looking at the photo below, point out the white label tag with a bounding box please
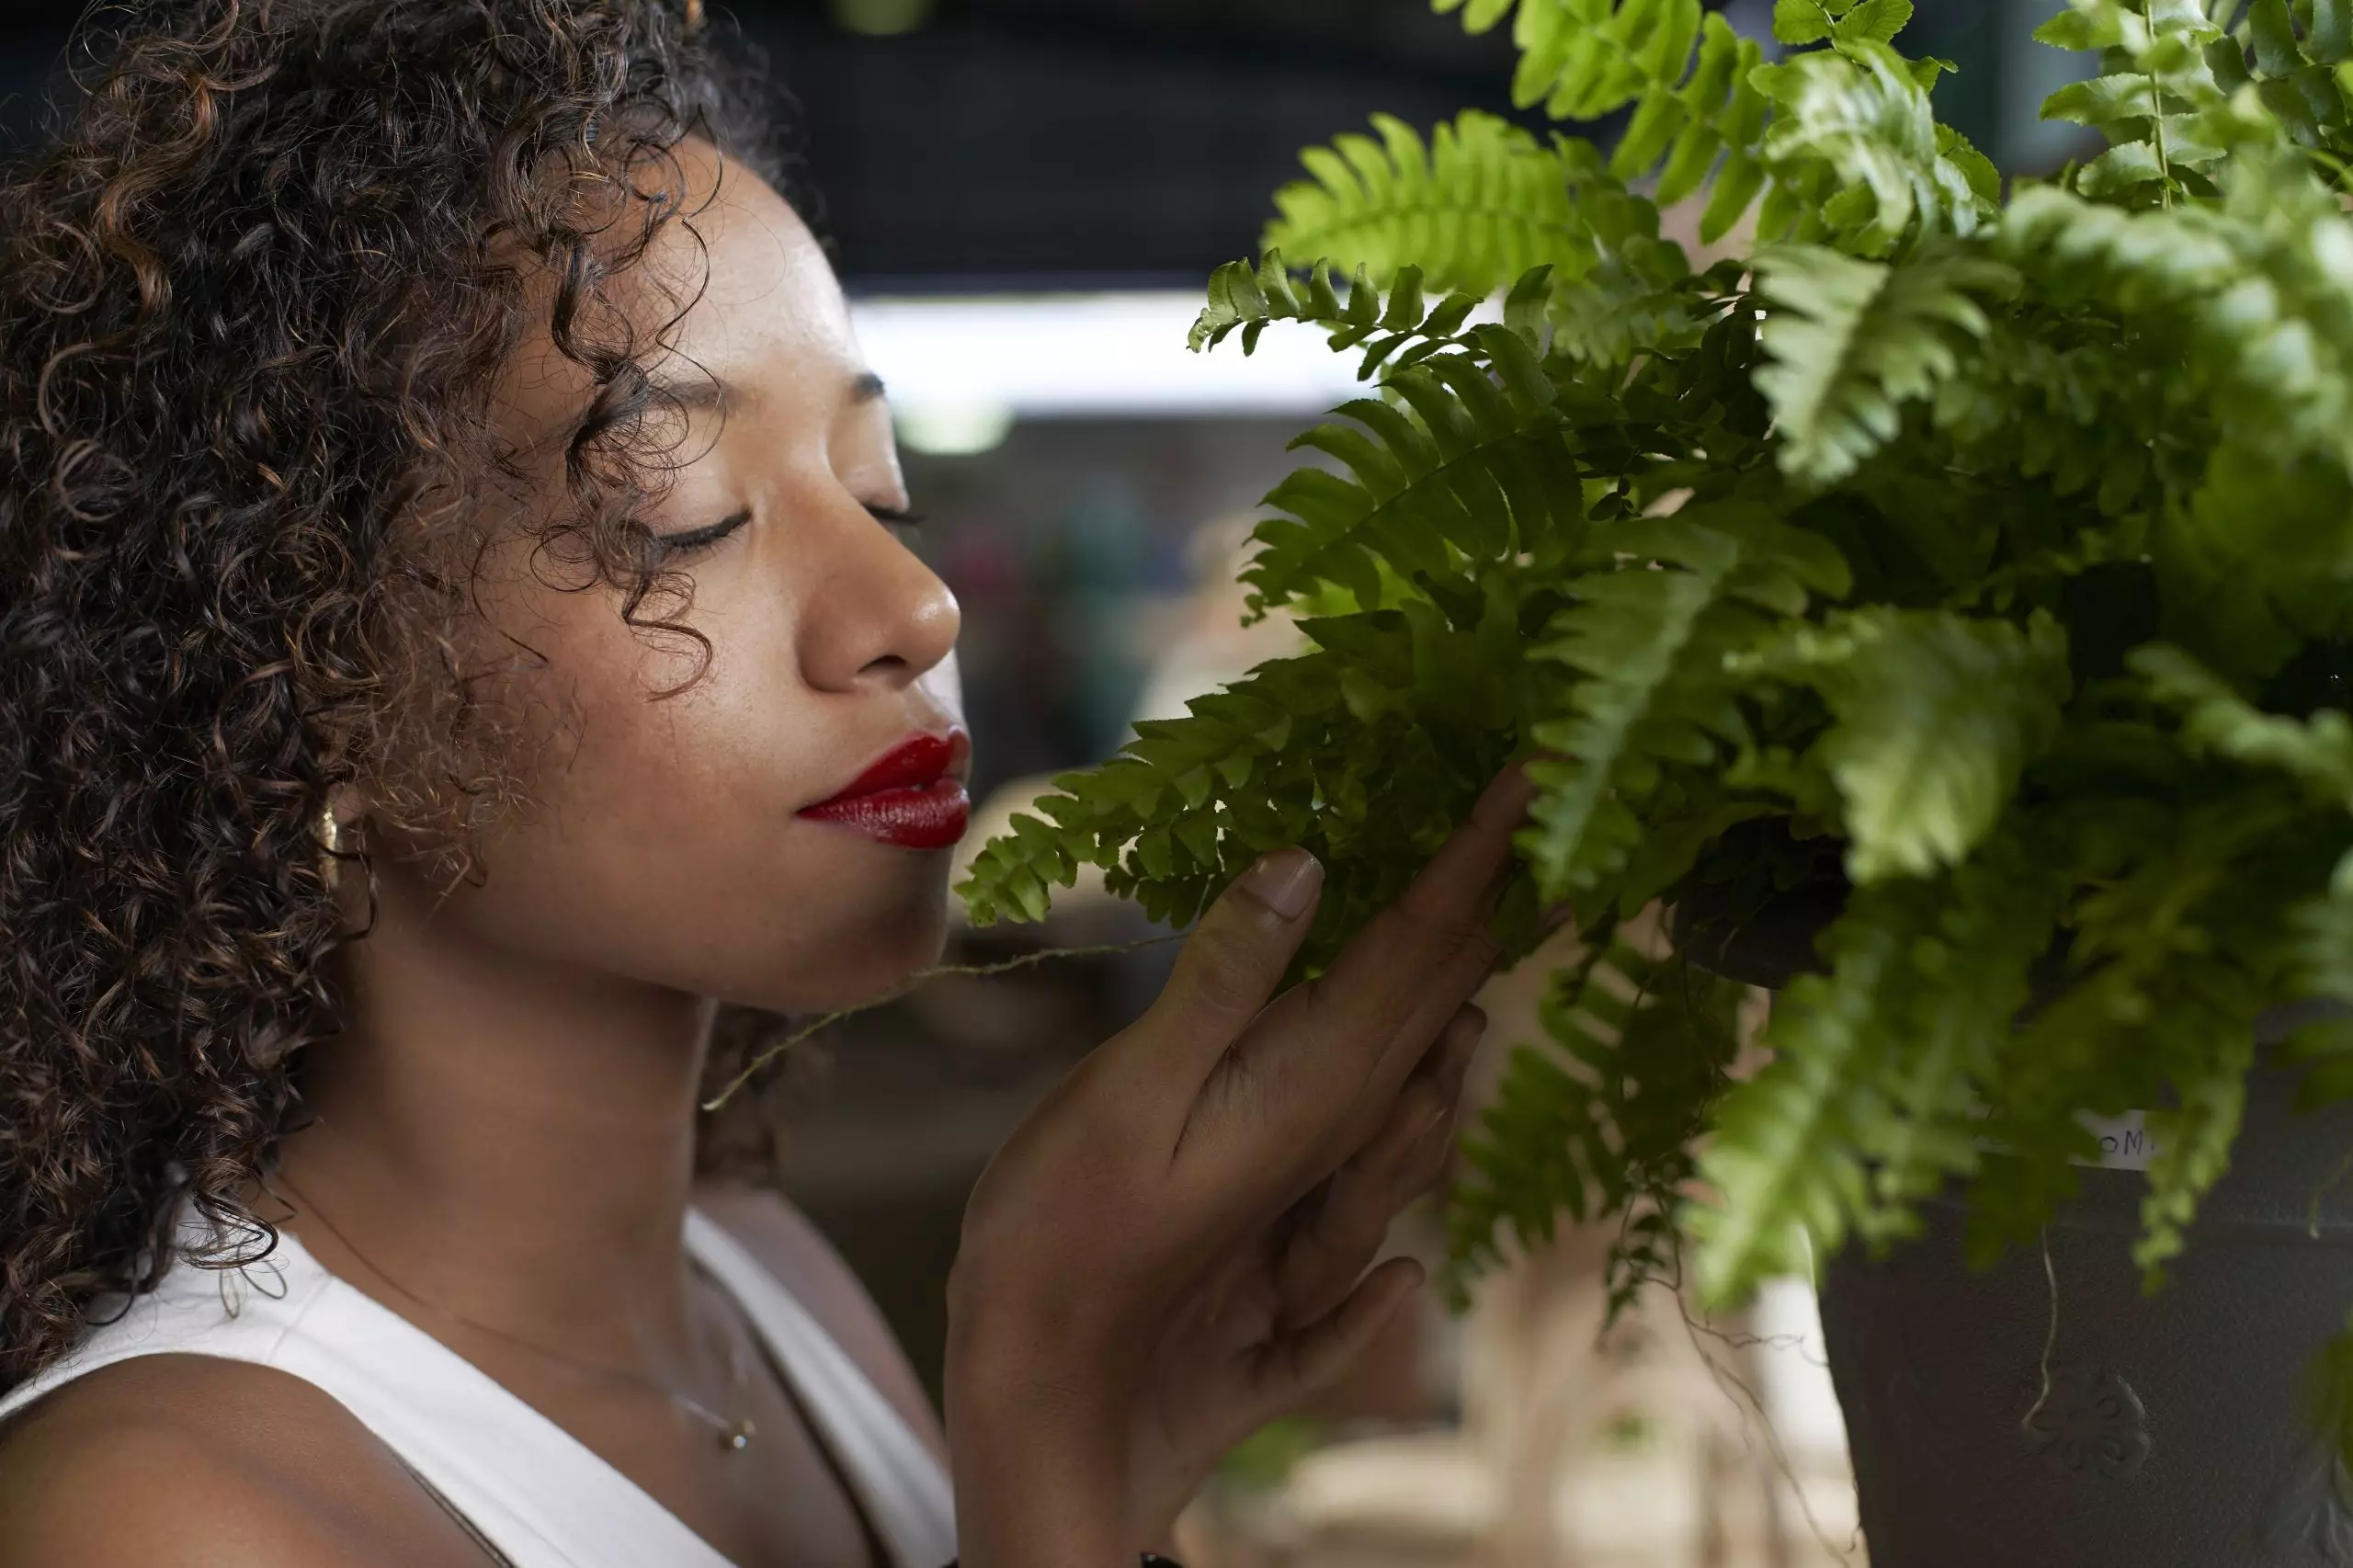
[1969,1104,2159,1172]
[2078,1109,2158,1172]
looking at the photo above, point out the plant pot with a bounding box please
[1822,1034,2353,1568]
[1675,885,2353,1566]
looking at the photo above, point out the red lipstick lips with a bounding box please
[798,729,972,850]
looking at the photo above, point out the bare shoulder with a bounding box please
[0,1355,494,1567]
[693,1184,947,1461]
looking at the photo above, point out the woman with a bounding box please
[0,4,1525,1564]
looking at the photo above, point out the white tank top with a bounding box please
[0,1208,959,1568]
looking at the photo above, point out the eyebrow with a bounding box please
[645,370,733,415]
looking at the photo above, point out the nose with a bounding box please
[796,497,961,694]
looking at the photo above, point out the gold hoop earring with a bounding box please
[318,804,344,893]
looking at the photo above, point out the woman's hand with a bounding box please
[944,766,1534,1567]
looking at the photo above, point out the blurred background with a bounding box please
[0,3,2089,1562]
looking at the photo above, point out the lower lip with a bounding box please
[798,776,971,850]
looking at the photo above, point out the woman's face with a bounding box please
[380,138,965,1015]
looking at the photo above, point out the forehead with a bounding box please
[493,139,853,447]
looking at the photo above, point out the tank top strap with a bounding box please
[682,1210,957,1568]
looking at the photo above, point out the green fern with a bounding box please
[1733,608,2071,881]
[1686,900,1900,1294]
[959,0,2353,1479]
[1520,507,1851,904]
[1687,834,2072,1294]
[1188,251,1496,381]
[1263,112,1622,299]
[2036,0,2353,201]
[1260,114,1720,369]
[1436,0,1773,227]
[1751,243,2019,483]
[1447,936,1747,1318]
[1438,0,1991,255]
[1753,41,1998,255]
[2134,642,2353,800]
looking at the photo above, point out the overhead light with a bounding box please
[893,400,1016,457]
[831,0,934,35]
[846,291,1400,421]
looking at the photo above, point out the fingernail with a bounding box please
[1240,848,1323,921]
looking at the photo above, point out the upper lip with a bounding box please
[801,728,971,812]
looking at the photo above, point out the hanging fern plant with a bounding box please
[958,0,2353,1461]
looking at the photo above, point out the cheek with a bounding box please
[441,614,952,1010]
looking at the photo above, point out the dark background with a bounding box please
[0,0,2046,290]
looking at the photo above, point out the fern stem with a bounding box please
[700,934,1186,1110]
[2018,1225,2062,1437]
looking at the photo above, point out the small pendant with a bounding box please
[718,1415,757,1452]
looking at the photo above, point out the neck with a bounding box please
[271,871,718,1362]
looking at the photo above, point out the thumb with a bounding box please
[1141,848,1324,1078]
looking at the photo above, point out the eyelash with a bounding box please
[644,501,926,560]
[649,508,752,558]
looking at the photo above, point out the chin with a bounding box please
[765,873,955,1015]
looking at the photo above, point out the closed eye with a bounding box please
[865,502,926,528]
[644,507,752,559]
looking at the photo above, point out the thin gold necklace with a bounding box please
[272,1175,760,1453]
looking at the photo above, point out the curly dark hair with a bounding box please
[0,0,815,1390]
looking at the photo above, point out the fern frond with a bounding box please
[959,589,1536,970]
[1753,41,1997,254]
[2133,642,2353,801]
[1970,782,2322,1267]
[1863,838,2075,1219]
[1686,903,1899,1300]
[1432,0,1779,243]
[1446,937,1746,1315]
[1188,250,1495,381]
[2283,870,2353,1105]
[1439,0,1995,257]
[2035,0,2353,197]
[1521,506,1851,903]
[1433,0,1521,29]
[2136,1024,2255,1281]
[2034,0,2234,199]
[1262,111,1613,299]
[1998,170,2353,667]
[1257,106,1733,373]
[1751,242,2019,485]
[1733,608,2071,881]
[1241,343,1580,615]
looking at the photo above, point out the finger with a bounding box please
[1273,1007,1483,1327]
[1331,1003,1483,1202]
[1132,847,1324,1080]
[1242,766,1534,1143]
[1249,1256,1425,1409]
[1357,1001,1483,1181]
